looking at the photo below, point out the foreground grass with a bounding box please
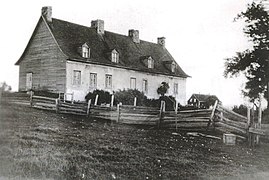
[0,98,269,179]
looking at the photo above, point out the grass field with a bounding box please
[1,96,269,179]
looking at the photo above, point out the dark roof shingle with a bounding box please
[48,18,189,78]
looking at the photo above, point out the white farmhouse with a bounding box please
[15,6,189,105]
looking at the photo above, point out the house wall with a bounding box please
[66,61,187,105]
[18,18,66,92]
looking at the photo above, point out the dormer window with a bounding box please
[111,49,119,63]
[171,62,176,73]
[148,57,154,69]
[82,43,90,58]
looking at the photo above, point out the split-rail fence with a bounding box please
[29,94,269,146]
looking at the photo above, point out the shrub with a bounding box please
[114,89,147,106]
[159,95,176,111]
[0,81,12,92]
[85,90,111,105]
[144,96,177,110]
[144,98,160,108]
[85,88,177,110]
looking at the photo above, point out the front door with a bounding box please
[26,73,33,90]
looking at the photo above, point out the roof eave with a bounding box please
[67,58,188,78]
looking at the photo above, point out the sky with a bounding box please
[0,0,255,107]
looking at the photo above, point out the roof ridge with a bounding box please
[52,17,160,46]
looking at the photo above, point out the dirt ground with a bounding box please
[1,97,269,180]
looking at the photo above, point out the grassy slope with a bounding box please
[0,97,269,179]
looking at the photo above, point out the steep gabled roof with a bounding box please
[16,17,189,78]
[15,16,67,65]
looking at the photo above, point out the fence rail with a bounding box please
[31,95,90,116]
[30,95,213,128]
[31,95,56,111]
[212,104,249,136]
[29,94,268,146]
[162,109,212,129]
[209,99,269,146]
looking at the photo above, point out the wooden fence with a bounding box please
[89,104,160,125]
[30,95,214,128]
[213,103,249,136]
[57,100,90,116]
[31,95,91,116]
[89,105,118,121]
[31,95,57,111]
[209,100,269,146]
[119,105,160,125]
[162,109,212,130]
[29,94,269,146]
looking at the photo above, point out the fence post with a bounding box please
[158,101,165,129]
[247,107,252,146]
[71,92,74,104]
[175,101,178,131]
[111,94,114,107]
[134,97,137,107]
[247,108,251,127]
[30,90,34,107]
[249,108,256,147]
[207,100,218,129]
[55,98,59,113]
[256,95,262,145]
[94,94,99,106]
[117,103,121,123]
[87,99,91,117]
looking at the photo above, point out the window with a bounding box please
[90,73,97,88]
[142,79,148,93]
[171,62,176,73]
[105,74,112,88]
[174,83,178,94]
[73,70,81,85]
[111,49,119,63]
[148,57,154,69]
[82,43,90,58]
[130,77,136,89]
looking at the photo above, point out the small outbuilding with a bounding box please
[187,94,219,109]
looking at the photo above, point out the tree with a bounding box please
[157,82,169,96]
[232,104,248,116]
[0,81,12,92]
[224,1,269,107]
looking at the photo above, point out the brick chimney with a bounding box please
[157,37,165,48]
[91,19,104,35]
[129,29,140,43]
[41,6,52,22]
